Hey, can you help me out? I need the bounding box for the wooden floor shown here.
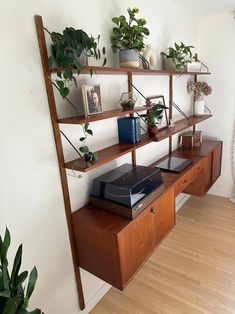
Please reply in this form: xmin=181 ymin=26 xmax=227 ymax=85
xmin=91 ymin=195 xmax=235 ymax=314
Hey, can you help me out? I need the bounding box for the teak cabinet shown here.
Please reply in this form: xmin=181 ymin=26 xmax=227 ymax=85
xmin=73 ymin=187 xmax=175 ymax=289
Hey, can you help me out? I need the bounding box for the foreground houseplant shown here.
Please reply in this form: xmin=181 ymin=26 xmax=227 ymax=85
xmin=0 ymin=228 xmax=43 ymax=314
xmin=47 ymin=27 xmax=106 ymax=98
xmin=187 ymin=81 xmax=212 ymax=115
xmin=111 ymin=7 xmax=150 ymax=68
xmin=161 ymin=42 xmax=194 ymax=71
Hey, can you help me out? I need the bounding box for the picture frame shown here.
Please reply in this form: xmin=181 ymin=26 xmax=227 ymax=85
xmin=146 ymin=95 xmax=169 ymax=131
xmin=82 ymin=84 xmax=103 ymax=116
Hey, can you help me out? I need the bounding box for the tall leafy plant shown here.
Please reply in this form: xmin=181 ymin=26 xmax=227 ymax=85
xmin=47 ymin=27 xmax=106 ymax=98
xmin=0 ymin=228 xmax=43 ymax=314
xmin=141 ymin=102 xmax=167 ymax=128
xmin=111 ymin=7 xmax=150 ymax=53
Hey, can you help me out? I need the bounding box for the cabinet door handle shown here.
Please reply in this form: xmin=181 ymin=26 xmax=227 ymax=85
xmin=150 ymin=207 xmax=157 ymax=214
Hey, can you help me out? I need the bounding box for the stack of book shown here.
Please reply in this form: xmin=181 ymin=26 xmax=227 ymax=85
xmin=117 ymin=117 xmax=141 ymax=144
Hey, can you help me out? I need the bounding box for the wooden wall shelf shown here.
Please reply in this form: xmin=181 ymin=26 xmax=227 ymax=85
xmin=50 ymin=65 xmax=211 ymax=76
xmin=152 ymin=115 xmax=212 ymax=142
xmin=65 ymin=134 xmax=152 ymax=172
xmin=58 ymin=106 xmax=152 ymax=125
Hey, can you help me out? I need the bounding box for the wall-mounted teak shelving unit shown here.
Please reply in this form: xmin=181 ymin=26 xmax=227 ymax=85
xmin=35 ymin=15 xmax=211 ymax=310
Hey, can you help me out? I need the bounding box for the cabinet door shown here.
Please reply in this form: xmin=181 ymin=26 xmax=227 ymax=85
xmin=212 ymin=143 xmax=222 ymax=183
xmin=117 ymin=188 xmax=175 ymax=289
xmin=150 ymin=188 xmax=175 ymax=246
xmin=117 ymin=208 xmax=154 ymax=288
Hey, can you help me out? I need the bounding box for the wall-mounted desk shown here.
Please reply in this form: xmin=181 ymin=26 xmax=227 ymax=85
xmin=72 ymin=140 xmax=222 ymax=290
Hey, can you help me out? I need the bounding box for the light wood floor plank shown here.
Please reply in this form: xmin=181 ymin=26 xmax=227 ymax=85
xmin=91 ymin=195 xmax=235 ymax=314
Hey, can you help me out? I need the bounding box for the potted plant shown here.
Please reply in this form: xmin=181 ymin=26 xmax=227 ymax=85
xmin=141 ymin=102 xmax=168 ymax=137
xmin=187 ymin=81 xmax=212 ymax=116
xmin=78 ymin=123 xmax=98 ymax=167
xmin=0 ymin=228 xmax=43 ymax=314
xmin=111 ymin=7 xmax=150 ymax=68
xmin=161 ymin=42 xmax=194 ymax=71
xmin=46 ymin=27 xmax=107 ymax=98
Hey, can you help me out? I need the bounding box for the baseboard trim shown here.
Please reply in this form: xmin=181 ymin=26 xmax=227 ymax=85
xmin=82 ymin=283 xmax=111 ymax=313
xmin=176 ymin=194 xmax=191 ymax=212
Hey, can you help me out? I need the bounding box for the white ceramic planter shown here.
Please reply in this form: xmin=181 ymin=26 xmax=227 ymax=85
xmin=119 ymin=49 xmax=140 ymax=68
xmin=194 ymin=99 xmax=205 ymax=116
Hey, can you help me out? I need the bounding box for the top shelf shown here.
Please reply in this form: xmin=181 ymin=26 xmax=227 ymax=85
xmin=50 ymin=66 xmax=210 ymax=76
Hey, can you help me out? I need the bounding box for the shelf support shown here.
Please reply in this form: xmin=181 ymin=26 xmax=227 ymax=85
xmin=169 ymin=75 xmax=173 ymax=154
xmin=128 ymin=72 xmax=137 ymax=165
xmin=193 ymin=74 xmax=198 ymax=132
xmin=34 ymin=15 xmax=85 ymax=310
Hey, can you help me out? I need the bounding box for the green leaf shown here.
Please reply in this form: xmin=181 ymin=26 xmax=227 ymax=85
xmin=93 ymin=152 xmax=99 ymax=161
xmin=57 ymin=72 xmax=62 ymax=78
xmin=64 ymin=67 xmax=73 ymax=80
xmin=56 ymin=80 xmax=64 ymax=90
xmin=60 ymin=87 xmax=69 ymax=99
xmin=0 ymin=289 xmax=10 ymax=298
xmin=86 ymin=129 xmax=93 ymax=136
xmin=2 ymin=263 xmax=9 ymax=291
xmin=79 ymin=146 xmax=89 ymax=154
xmin=15 ymin=271 xmax=28 ymax=287
xmin=3 ymin=296 xmax=19 ymax=314
xmin=26 ymin=267 xmax=38 ymax=300
xmin=79 ymin=137 xmax=86 ymax=142
xmin=1 ymin=228 xmax=10 ymax=266
xmin=11 ymin=245 xmax=22 ymax=288
xmin=84 ymin=123 xmax=89 ymax=132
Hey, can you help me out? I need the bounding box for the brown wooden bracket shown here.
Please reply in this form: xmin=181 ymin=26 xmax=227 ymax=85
xmin=34 ymin=15 xmax=85 ymax=310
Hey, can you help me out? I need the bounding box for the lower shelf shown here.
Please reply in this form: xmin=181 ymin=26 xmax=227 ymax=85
xmin=65 ymin=134 xmax=152 ymax=172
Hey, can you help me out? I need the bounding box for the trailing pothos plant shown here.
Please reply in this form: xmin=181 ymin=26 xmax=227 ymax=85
xmin=161 ymin=42 xmax=194 ymax=71
xmin=111 ymin=7 xmax=150 ymax=53
xmin=79 ymin=123 xmax=98 ymax=167
xmin=0 ymin=228 xmax=43 ymax=314
xmin=46 ymin=27 xmax=107 ymax=98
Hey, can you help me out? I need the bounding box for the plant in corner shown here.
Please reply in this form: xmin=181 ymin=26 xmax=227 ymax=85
xmin=111 ymin=7 xmax=150 ymax=68
xmin=140 ymin=102 xmax=168 ymax=137
xmin=0 ymin=228 xmax=43 ymax=314
xmin=161 ymin=42 xmax=194 ymax=71
xmin=46 ymin=27 xmax=107 ymax=98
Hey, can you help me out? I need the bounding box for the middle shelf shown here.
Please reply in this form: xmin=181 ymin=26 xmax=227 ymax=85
xmin=64 ymin=115 xmax=212 ymax=172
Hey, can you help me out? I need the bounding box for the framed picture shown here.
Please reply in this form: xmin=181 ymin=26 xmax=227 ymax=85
xmin=82 ymin=85 xmax=103 ymax=116
xmin=146 ymin=95 xmax=169 ymax=130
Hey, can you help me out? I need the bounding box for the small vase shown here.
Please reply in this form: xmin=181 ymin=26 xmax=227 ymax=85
xmin=194 ymin=99 xmax=205 ymax=116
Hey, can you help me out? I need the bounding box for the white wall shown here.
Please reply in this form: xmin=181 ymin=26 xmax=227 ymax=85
xmin=0 ymin=1 xmax=202 ymax=313
xmin=198 ymin=12 xmax=235 ymax=197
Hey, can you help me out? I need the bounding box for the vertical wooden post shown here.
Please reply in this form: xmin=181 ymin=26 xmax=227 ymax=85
xmin=169 ymin=75 xmax=173 ymax=154
xmin=34 ymin=15 xmax=85 ymax=310
xmin=128 ymin=72 xmax=136 ymax=165
xmin=193 ymin=74 xmax=197 ymax=132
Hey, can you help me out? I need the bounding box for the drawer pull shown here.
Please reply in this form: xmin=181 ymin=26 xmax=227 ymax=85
xmin=150 ymin=207 xmax=157 ymax=214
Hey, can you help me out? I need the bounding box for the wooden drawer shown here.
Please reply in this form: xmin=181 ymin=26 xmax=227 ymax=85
xmin=175 ymin=171 xmax=193 ymax=195
xmin=192 ymin=159 xmax=203 ymax=177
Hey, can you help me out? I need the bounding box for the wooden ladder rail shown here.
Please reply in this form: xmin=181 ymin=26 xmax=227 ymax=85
xmin=34 ymin=15 xmax=85 ymax=310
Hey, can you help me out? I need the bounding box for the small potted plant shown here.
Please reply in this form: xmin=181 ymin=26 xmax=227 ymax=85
xmin=0 ymin=228 xmax=43 ymax=314
xmin=119 ymin=92 xmax=137 ymax=111
xmin=161 ymin=42 xmax=194 ymax=71
xmin=46 ymin=27 xmax=107 ymax=98
xmin=141 ymin=102 xmax=168 ymax=137
xmin=79 ymin=123 xmax=98 ymax=167
xmin=187 ymin=81 xmax=212 ymax=116
xmin=111 ymin=7 xmax=150 ymax=68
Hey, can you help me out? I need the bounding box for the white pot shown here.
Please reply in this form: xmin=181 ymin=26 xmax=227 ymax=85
xmin=119 ymin=49 xmax=140 ymax=68
xmin=194 ymin=99 xmax=205 ymax=116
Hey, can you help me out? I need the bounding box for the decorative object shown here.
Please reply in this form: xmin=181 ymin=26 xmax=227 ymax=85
xmin=187 ymin=81 xmax=212 ymax=116
xmin=180 ymin=131 xmax=202 ymax=149
xmin=140 ymin=95 xmax=169 ymax=137
xmin=0 ymin=228 xmax=43 ymax=314
xmin=111 ymin=7 xmax=150 ymax=68
xmin=142 ymin=44 xmax=157 ymax=69
xmin=46 ymin=27 xmax=106 ymax=98
xmin=119 ymin=92 xmax=137 ymax=110
xmin=78 ymin=123 xmax=98 ymax=167
xmin=117 ymin=117 xmax=141 ymax=144
xmin=82 ymin=85 xmax=103 ymax=116
xmin=161 ymin=42 xmax=194 ymax=71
